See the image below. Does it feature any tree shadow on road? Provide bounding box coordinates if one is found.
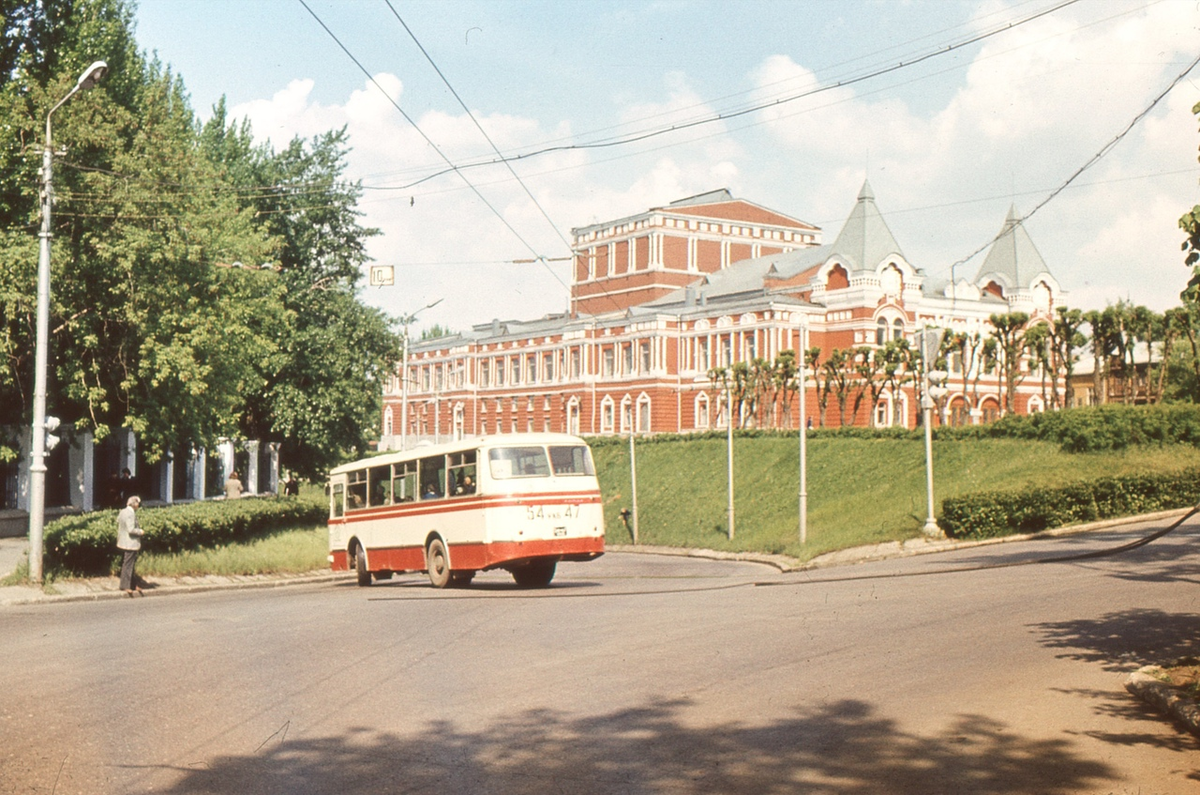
[1032,608,1200,672]
[155,698,1114,795]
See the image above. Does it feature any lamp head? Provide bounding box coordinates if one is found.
[76,61,108,91]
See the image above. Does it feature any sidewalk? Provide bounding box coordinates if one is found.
[1,507,1191,606]
[0,536,352,606]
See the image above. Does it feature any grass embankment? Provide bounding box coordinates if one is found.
[134,526,328,577]
[591,435,1200,561]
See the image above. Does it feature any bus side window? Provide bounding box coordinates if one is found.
[392,461,417,502]
[368,466,390,506]
[347,470,367,509]
[448,450,477,495]
[419,456,445,500]
[331,483,345,518]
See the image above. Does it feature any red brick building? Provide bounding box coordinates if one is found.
[381,184,1063,448]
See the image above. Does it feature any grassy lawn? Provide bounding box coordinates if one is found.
[10,437,1195,585]
[593,435,1200,561]
[134,526,329,577]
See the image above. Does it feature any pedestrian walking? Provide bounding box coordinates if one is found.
[116,496,144,596]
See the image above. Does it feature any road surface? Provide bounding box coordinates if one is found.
[2,518,1196,794]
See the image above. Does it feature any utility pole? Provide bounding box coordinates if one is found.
[28,61,108,584]
[398,299,442,451]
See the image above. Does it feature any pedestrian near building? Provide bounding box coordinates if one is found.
[116,496,144,596]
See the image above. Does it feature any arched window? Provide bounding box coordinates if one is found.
[620,395,633,434]
[876,318,888,346]
[637,393,652,433]
[600,396,615,434]
[566,398,581,435]
[695,393,710,429]
[383,406,394,437]
[453,404,464,441]
[892,318,904,341]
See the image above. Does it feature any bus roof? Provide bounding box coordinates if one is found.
[328,433,593,476]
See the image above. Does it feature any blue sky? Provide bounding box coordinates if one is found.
[134,0,1200,332]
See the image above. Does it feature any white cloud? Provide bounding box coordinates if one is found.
[228,0,1200,332]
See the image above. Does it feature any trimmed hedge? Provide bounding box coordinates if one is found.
[45,496,328,577]
[935,403,1200,452]
[939,467,1200,540]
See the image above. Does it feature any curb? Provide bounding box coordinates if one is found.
[0,571,355,607]
[1126,666,1200,738]
[3,506,1191,605]
[609,506,1194,572]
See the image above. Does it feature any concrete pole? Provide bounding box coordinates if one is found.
[628,431,639,545]
[726,382,734,541]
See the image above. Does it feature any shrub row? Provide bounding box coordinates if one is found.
[939,467,1200,540]
[589,404,1200,452]
[45,496,328,577]
[935,403,1200,452]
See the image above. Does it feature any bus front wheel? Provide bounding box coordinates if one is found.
[511,559,556,588]
[426,538,451,588]
[354,542,371,587]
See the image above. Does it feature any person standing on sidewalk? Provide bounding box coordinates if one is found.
[117,496,144,596]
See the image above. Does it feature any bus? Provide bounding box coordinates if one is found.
[327,433,605,588]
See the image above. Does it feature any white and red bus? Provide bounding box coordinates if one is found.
[327,433,605,588]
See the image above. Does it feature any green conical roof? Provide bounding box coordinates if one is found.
[828,180,905,274]
[976,205,1050,287]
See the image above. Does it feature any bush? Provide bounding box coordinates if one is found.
[45,496,328,577]
[939,467,1200,539]
[935,403,1200,452]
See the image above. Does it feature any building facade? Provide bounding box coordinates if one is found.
[381,183,1064,448]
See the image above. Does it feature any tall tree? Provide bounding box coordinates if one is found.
[989,312,1030,414]
[200,112,402,477]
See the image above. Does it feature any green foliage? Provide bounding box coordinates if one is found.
[43,495,327,577]
[0,2,400,476]
[592,432,1200,560]
[936,403,1200,452]
[939,468,1200,539]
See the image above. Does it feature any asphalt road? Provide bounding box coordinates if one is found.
[2,518,1197,795]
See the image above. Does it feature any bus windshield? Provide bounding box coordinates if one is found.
[487,444,594,479]
[488,446,550,479]
[548,445,595,476]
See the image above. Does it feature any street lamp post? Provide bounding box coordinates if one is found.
[919,328,948,538]
[28,60,107,584]
[398,299,442,451]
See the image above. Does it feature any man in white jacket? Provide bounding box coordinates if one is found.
[116,496,144,596]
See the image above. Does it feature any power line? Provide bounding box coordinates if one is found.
[382,0,579,305]
[940,48,1200,287]
[297,0,552,271]
[360,0,1082,193]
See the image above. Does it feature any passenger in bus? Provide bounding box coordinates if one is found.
[455,475,474,495]
[422,484,439,500]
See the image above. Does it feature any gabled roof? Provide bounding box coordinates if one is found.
[975,205,1051,288]
[827,180,906,274]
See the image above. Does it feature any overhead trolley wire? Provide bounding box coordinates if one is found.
[362,0,1083,193]
[382,0,580,303]
[297,0,554,275]
[939,47,1200,294]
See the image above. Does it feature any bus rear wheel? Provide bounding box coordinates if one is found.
[354,542,371,587]
[511,559,556,588]
[426,538,451,588]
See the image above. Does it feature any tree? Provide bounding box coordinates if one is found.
[772,349,798,429]
[1049,307,1086,409]
[989,312,1030,414]
[821,348,857,427]
[200,112,402,477]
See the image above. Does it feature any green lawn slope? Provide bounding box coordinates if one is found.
[591,434,1200,561]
